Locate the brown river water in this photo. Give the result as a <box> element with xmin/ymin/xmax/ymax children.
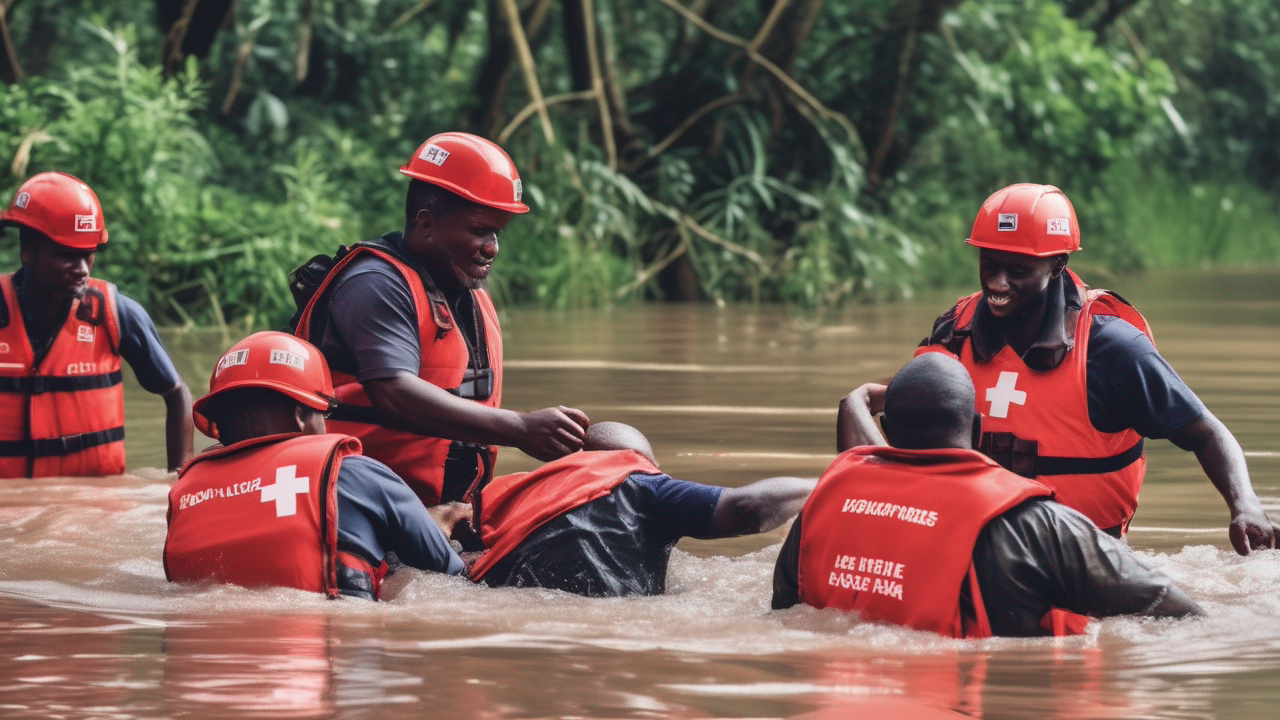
<box><xmin>1</xmin><ymin>268</ymin><xmax>1278</xmax><ymax>718</ymax></box>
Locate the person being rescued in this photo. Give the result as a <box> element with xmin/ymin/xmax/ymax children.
<box><xmin>164</xmin><ymin>331</ymin><xmax>465</xmax><ymax>600</ymax></box>
<box><xmin>771</xmin><ymin>353</ymin><xmax>1204</xmax><ymax>638</ymax></box>
<box><xmin>468</xmin><ymin>421</ymin><xmax>816</xmax><ymax>597</ymax></box>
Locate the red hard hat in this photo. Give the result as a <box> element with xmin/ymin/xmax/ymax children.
<box><xmin>966</xmin><ymin>183</ymin><xmax>1080</xmax><ymax>257</ymax></box>
<box><xmin>193</xmin><ymin>332</ymin><xmax>336</xmax><ymax>436</ymax></box>
<box><xmin>0</xmin><ymin>172</ymin><xmax>108</xmax><ymax>249</ymax></box>
<box><xmin>399</xmin><ymin>132</ymin><xmax>529</xmax><ymax>214</ymax></box>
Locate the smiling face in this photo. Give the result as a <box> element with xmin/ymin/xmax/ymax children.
<box><xmin>977</xmin><ymin>248</ymin><xmax>1066</xmax><ymax>320</ymax></box>
<box><xmin>21</xmin><ymin>236</ymin><xmax>95</xmax><ymax>299</ymax></box>
<box><xmin>407</xmin><ymin>203</ymin><xmax>514</xmax><ymax>291</ymax></box>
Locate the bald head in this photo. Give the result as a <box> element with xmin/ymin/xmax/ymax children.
<box><xmin>583</xmin><ymin>421</ymin><xmax>657</xmax><ymax>464</ymax></box>
<box><xmin>882</xmin><ymin>353</ymin><xmax>978</xmax><ymax>450</ymax></box>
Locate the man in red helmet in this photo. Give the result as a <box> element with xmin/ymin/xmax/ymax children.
<box><xmin>895</xmin><ymin>183</ymin><xmax>1272</xmax><ymax>554</ymax></box>
<box><xmin>0</xmin><ymin>172</ymin><xmax>193</xmax><ymax>478</ymax></box>
<box><xmin>293</xmin><ymin>132</ymin><xmax>588</xmax><ymax>519</ymax></box>
<box><xmin>165</xmin><ymin>331</ymin><xmax>464</xmax><ymax>600</ymax></box>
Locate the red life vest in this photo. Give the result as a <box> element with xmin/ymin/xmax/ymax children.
<box><xmin>916</xmin><ymin>269</ymin><xmax>1153</xmax><ymax>532</ymax></box>
<box><xmin>797</xmin><ymin>445</ymin><xmax>1056</xmax><ymax>639</ymax></box>
<box><xmin>469</xmin><ymin>450</ymin><xmax>658</xmax><ymax>580</ymax></box>
<box><xmin>164</xmin><ymin>432</ymin><xmax>372</xmax><ymax>598</ymax></box>
<box><xmin>293</xmin><ymin>242</ymin><xmax>504</xmax><ymax>507</ymax></box>
<box><xmin>0</xmin><ymin>273</ymin><xmax>125</xmax><ymax>478</ymax></box>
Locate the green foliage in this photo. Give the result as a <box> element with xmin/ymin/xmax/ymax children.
<box><xmin>2</xmin><ymin>0</ymin><xmax>1278</xmax><ymax>326</ymax></box>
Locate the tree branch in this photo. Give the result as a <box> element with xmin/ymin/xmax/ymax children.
<box><xmin>582</xmin><ymin>0</ymin><xmax>616</xmax><ymax>169</ymax></box>
<box><xmin>500</xmin><ymin>0</ymin><xmax>555</xmax><ymax>143</ymax></box>
<box><xmin>655</xmin><ymin>0</ymin><xmax>866</xmax><ymax>160</ymax></box>
<box><xmin>0</xmin><ymin>0</ymin><xmax>22</xmax><ymax>84</ymax></box>
<box><xmin>498</xmin><ymin>90</ymin><xmax>596</xmax><ymax>144</ymax></box>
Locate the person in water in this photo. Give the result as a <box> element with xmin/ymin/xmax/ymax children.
<box><xmin>0</xmin><ymin>172</ymin><xmax>193</xmax><ymax>477</ymax></box>
<box><xmin>910</xmin><ymin>183</ymin><xmax>1271</xmax><ymax>553</ymax></box>
<box><xmin>292</xmin><ymin>132</ymin><xmax>589</xmax><ymax>513</ymax></box>
<box><xmin>164</xmin><ymin>331</ymin><xmax>464</xmax><ymax>600</ymax></box>
<box><xmin>469</xmin><ymin>421</ymin><xmax>817</xmax><ymax>596</ymax></box>
<box><xmin>771</xmin><ymin>353</ymin><xmax>1204</xmax><ymax>637</ymax></box>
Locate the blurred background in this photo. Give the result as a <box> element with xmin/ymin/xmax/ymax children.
<box><xmin>1</xmin><ymin>0</ymin><xmax>1277</xmax><ymax>327</ymax></box>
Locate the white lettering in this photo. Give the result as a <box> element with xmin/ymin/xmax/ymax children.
<box><xmin>840</xmin><ymin>497</ymin><xmax>939</xmax><ymax>527</ymax></box>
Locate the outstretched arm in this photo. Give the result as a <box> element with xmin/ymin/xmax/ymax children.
<box><xmin>162</xmin><ymin>382</ymin><xmax>194</xmax><ymax>471</ymax></box>
<box><xmin>1168</xmin><ymin>412</ymin><xmax>1274</xmax><ymax>555</ymax></box>
<box><xmin>707</xmin><ymin>476</ymin><xmax>817</xmax><ymax>538</ymax></box>
<box><xmin>364</xmin><ymin>373</ymin><xmax>590</xmax><ymax>461</ymax></box>
<box><xmin>837</xmin><ymin>383</ymin><xmax>887</xmax><ymax>453</ymax></box>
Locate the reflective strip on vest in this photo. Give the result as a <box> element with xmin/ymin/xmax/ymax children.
<box><xmin>0</xmin><ymin>273</ymin><xmax>125</xmax><ymax>478</ymax></box>
<box><xmin>293</xmin><ymin>243</ymin><xmax>504</xmax><ymax>506</ymax></box>
<box><xmin>915</xmin><ymin>270</ymin><xmax>1152</xmax><ymax>530</ymax></box>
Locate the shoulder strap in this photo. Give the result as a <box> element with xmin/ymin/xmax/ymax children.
<box><xmin>0</xmin><ymin>273</ymin><xmax>10</xmax><ymax>330</ymax></box>
<box><xmin>1085</xmin><ymin>288</ymin><xmax>1154</xmax><ymax>344</ymax></box>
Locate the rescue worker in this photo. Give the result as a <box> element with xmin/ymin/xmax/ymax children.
<box><xmin>912</xmin><ymin>183</ymin><xmax>1272</xmax><ymax>553</ymax></box>
<box><xmin>469</xmin><ymin>421</ymin><xmax>816</xmax><ymax>597</ymax></box>
<box><xmin>164</xmin><ymin>331</ymin><xmax>464</xmax><ymax>600</ymax></box>
<box><xmin>293</xmin><ymin>132</ymin><xmax>588</xmax><ymax>511</ymax></box>
<box><xmin>771</xmin><ymin>353</ymin><xmax>1204</xmax><ymax>637</ymax></box>
<box><xmin>0</xmin><ymin>172</ymin><xmax>193</xmax><ymax>477</ymax></box>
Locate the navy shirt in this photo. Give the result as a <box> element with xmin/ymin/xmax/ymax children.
<box><xmin>922</xmin><ymin>274</ymin><xmax>1206</xmax><ymax>439</ymax></box>
<box><xmin>771</xmin><ymin>497</ymin><xmax>1176</xmax><ymax>635</ymax></box>
<box><xmin>477</xmin><ymin>472</ymin><xmax>724</xmax><ymax>596</ymax></box>
<box><xmin>335</xmin><ymin>454</ymin><xmax>464</xmax><ymax>599</ymax></box>
<box><xmin>309</xmin><ymin>234</ymin><xmax>425</xmax><ymax>381</ymax></box>
<box><xmin>12</xmin><ymin>270</ymin><xmax>182</xmax><ymax>394</ymax></box>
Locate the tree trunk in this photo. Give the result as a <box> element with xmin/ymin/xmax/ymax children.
<box><xmin>157</xmin><ymin>0</ymin><xmax>235</xmax><ymax>76</ymax></box>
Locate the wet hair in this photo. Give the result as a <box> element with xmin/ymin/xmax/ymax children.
<box><xmin>404</xmin><ymin>179</ymin><xmax>478</xmax><ymax>228</ymax></box>
<box><xmin>881</xmin><ymin>353</ymin><xmax>977</xmax><ymax>450</ymax></box>
<box><xmin>583</xmin><ymin>421</ymin><xmax>657</xmax><ymax>465</ymax></box>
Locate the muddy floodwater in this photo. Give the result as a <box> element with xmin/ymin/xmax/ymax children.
<box><xmin>2</xmin><ymin>268</ymin><xmax>1278</xmax><ymax>718</ymax></box>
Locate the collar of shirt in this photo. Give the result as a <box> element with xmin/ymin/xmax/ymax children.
<box><xmin>966</xmin><ymin>272</ymin><xmax>1083</xmax><ymax>371</ymax></box>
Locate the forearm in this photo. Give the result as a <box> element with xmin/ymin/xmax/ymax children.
<box><xmin>1187</xmin><ymin>415</ymin><xmax>1259</xmax><ymax>514</ymax></box>
<box><xmin>837</xmin><ymin>385</ymin><xmax>886</xmax><ymax>453</ymax></box>
<box><xmin>162</xmin><ymin>382</ymin><xmax>194</xmax><ymax>471</ymax></box>
<box><xmin>365</xmin><ymin>374</ymin><xmax>524</xmax><ymax>446</ymax></box>
<box><xmin>712</xmin><ymin>476</ymin><xmax>817</xmax><ymax>537</ymax></box>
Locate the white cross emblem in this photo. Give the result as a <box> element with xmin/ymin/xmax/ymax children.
<box><xmin>259</xmin><ymin>465</ymin><xmax>310</xmax><ymax>517</ymax></box>
<box><xmin>984</xmin><ymin>371</ymin><xmax>1027</xmax><ymax>419</ymax></box>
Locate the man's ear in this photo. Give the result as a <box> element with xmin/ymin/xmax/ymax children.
<box><xmin>1050</xmin><ymin>254</ymin><xmax>1068</xmax><ymax>278</ymax></box>
<box><xmin>971</xmin><ymin>411</ymin><xmax>983</xmax><ymax>449</ymax></box>
<box><xmin>294</xmin><ymin>405</ymin><xmax>308</xmax><ymax>433</ymax></box>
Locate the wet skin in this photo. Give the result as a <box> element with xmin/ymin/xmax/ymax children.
<box><xmin>408</xmin><ymin>204</ymin><xmax>515</xmax><ymax>291</ymax></box>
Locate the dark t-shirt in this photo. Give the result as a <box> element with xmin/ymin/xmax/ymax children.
<box><xmin>770</xmin><ymin>498</ymin><xmax>1174</xmax><ymax>635</ymax></box>
<box><xmin>12</xmin><ymin>270</ymin><xmax>182</xmax><ymax>394</ymax></box>
<box><xmin>477</xmin><ymin>472</ymin><xmax>724</xmax><ymax>596</ymax></box>
<box><xmin>922</xmin><ymin>277</ymin><xmax>1205</xmax><ymax>439</ymax></box>
<box><xmin>335</xmin><ymin>454</ymin><xmax>464</xmax><ymax>599</ymax></box>
<box><xmin>318</xmin><ymin>251</ymin><xmax>423</xmax><ymax>381</ymax></box>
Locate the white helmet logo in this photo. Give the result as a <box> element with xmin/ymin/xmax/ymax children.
<box><xmin>269</xmin><ymin>348</ymin><xmax>306</xmax><ymax>370</ymax></box>
<box><xmin>418</xmin><ymin>144</ymin><xmax>450</xmax><ymax>166</ymax></box>
<box><xmin>513</xmin><ymin>178</ymin><xmax>522</xmax><ymax>203</ymax></box>
<box><xmin>75</xmin><ymin>214</ymin><xmax>99</xmax><ymax>232</ymax></box>
<box><xmin>14</xmin><ymin>192</ymin><xmax>29</xmax><ymax>209</ymax></box>
<box><xmin>997</xmin><ymin>213</ymin><xmax>1017</xmax><ymax>231</ymax></box>
<box><xmin>1046</xmin><ymin>217</ymin><xmax>1071</xmax><ymax>236</ymax></box>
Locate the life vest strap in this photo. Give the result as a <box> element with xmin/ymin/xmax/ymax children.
<box><xmin>981</xmin><ymin>432</ymin><xmax>1144</xmax><ymax>477</ymax></box>
<box><xmin>0</xmin><ymin>425</ymin><xmax>125</xmax><ymax>458</ymax></box>
<box><xmin>0</xmin><ymin>369</ymin><xmax>123</xmax><ymax>394</ymax></box>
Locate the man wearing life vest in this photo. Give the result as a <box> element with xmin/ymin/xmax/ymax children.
<box><xmin>469</xmin><ymin>421</ymin><xmax>817</xmax><ymax>596</ymax></box>
<box><xmin>771</xmin><ymin>353</ymin><xmax>1203</xmax><ymax>638</ymax></box>
<box><xmin>293</xmin><ymin>132</ymin><xmax>589</xmax><ymax>512</ymax></box>
<box><xmin>911</xmin><ymin>183</ymin><xmax>1272</xmax><ymax>552</ymax></box>
<box><xmin>0</xmin><ymin>172</ymin><xmax>193</xmax><ymax>478</ymax></box>
<box><xmin>165</xmin><ymin>331</ymin><xmax>464</xmax><ymax>600</ymax></box>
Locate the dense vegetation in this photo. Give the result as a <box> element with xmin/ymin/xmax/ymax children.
<box><xmin>1</xmin><ymin>0</ymin><xmax>1278</xmax><ymax>326</ymax></box>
